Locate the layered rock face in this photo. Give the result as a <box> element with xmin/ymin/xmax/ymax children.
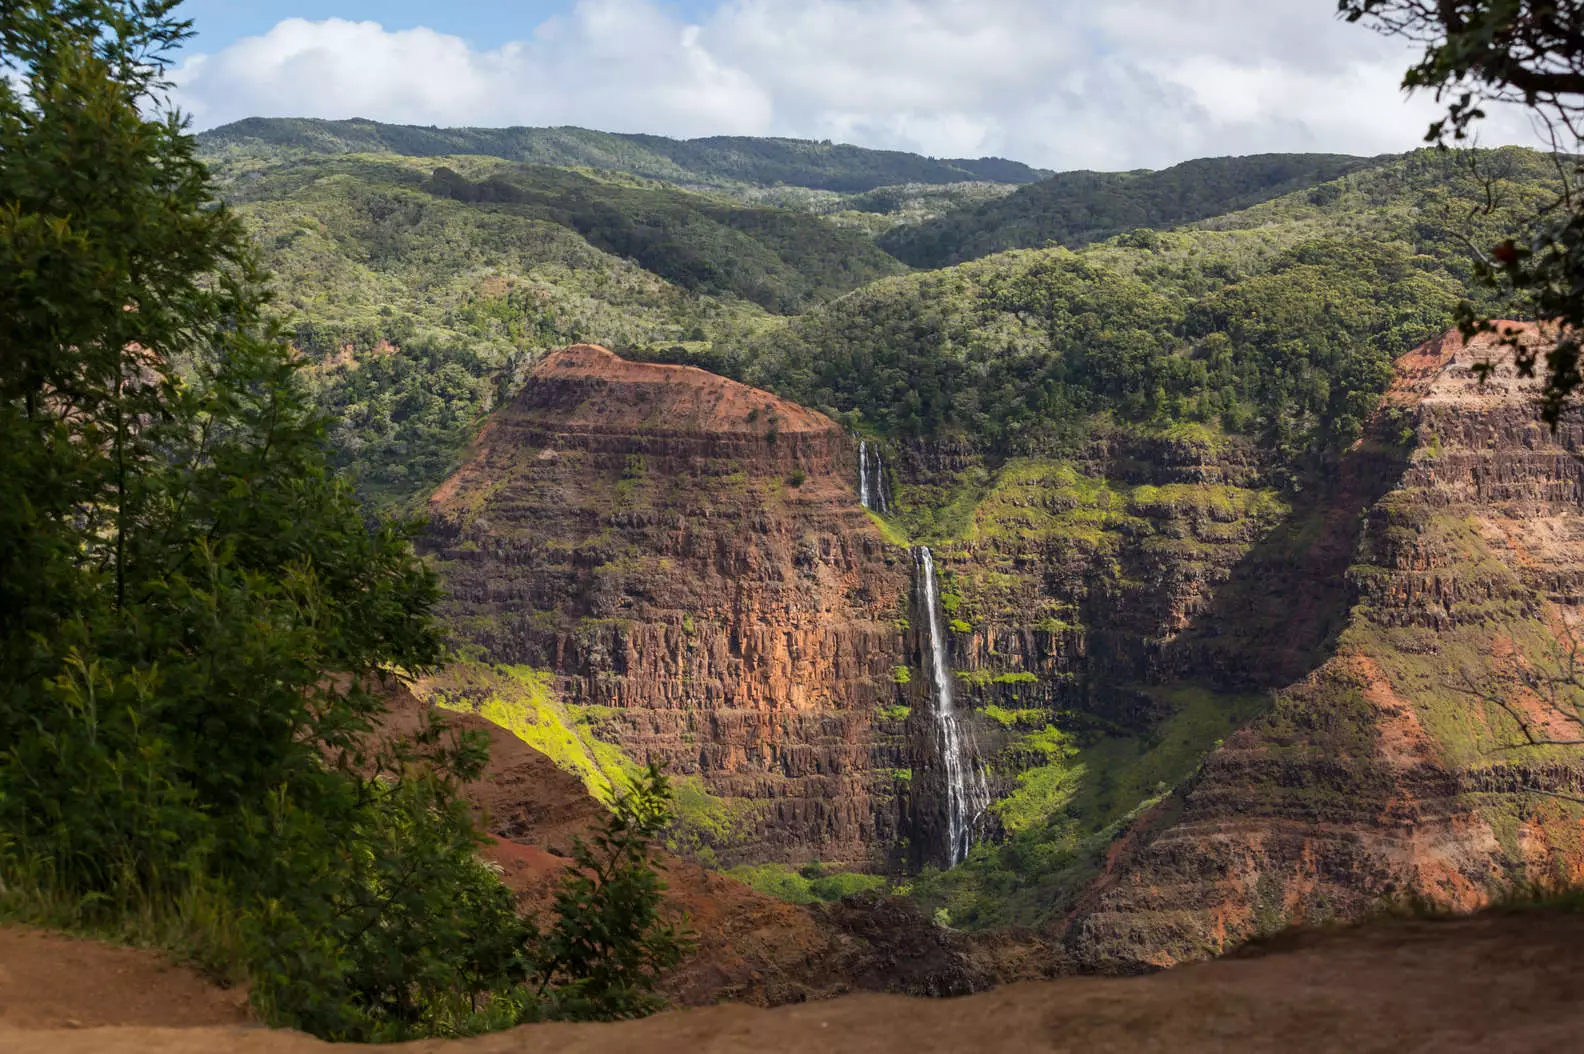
<box><xmin>921</xmin><ymin>431</ymin><xmax>1286</xmax><ymax>732</ymax></box>
<box><xmin>424</xmin><ymin>345</ymin><xmax>912</xmax><ymax>868</ymax></box>
<box><xmin>1065</xmin><ymin>327</ymin><xmax>1584</xmax><ymax>968</ymax></box>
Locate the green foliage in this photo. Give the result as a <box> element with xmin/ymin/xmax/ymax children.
<box><xmin>742</xmin><ymin>250</ymin><xmax>1180</xmax><ymax>445</ymax></box>
<box><xmin>0</xmin><ymin>5</ymin><xmax>686</xmax><ymax>1039</ymax></box>
<box><xmin>664</xmin><ymin>776</ymin><xmax>752</xmax><ymax>861</ymax></box>
<box><xmin>430</xmin><ymin>664</ymin><xmax>639</xmax><ymax>804</ymax></box>
<box><xmin>908</xmin><ymin>685</ymin><xmax>1269</xmax><ymax>929</ymax></box>
<box><xmin>526</xmin><ymin>765</ymin><xmax>693</xmax><ymax>1021</ymax></box>
<box><xmin>993</xmin><ymin>728</ymin><xmax>1084</xmax><ymax>833</ymax></box>
<box><xmin>425</xmin><ymin>164</ymin><xmax>907</xmax><ymax>313</ymax></box>
<box><xmin>723</xmin><ymin>862</ymin><xmax>887</xmax><ymax>905</ymax></box>
<box><xmin>980</xmin><ymin>704</ymin><xmax>1045</xmax><ymax>727</ymax></box>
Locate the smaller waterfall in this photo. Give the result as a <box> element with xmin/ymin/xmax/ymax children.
<box><xmin>858</xmin><ymin>441</ymin><xmax>892</xmax><ymax>514</ymax></box>
<box><xmin>914</xmin><ymin>546</ymin><xmax>989</xmax><ymax>867</ymax></box>
<box><xmin>859</xmin><ymin>440</ymin><xmax>874</xmax><ymax>510</ymax></box>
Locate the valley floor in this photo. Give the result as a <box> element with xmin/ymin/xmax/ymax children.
<box><xmin>4</xmin><ymin>909</ymin><xmax>1581</xmax><ymax>1052</ymax></box>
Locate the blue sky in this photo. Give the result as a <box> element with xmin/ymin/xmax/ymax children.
<box><xmin>181</xmin><ymin>1</ymin><xmax>711</xmax><ymax>51</ymax></box>
<box><xmin>163</xmin><ymin>0</ymin><xmax>1541</xmax><ymax>171</ymax></box>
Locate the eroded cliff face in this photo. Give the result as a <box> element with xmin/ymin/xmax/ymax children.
<box><xmin>1064</xmin><ymin>327</ymin><xmax>1584</xmax><ymax>968</ymax></box>
<box><xmin>423</xmin><ymin>345</ymin><xmax>912</xmax><ymax>868</ymax></box>
<box><xmin>425</xmin><ymin>345</ymin><xmax>1329</xmax><ymax>874</ymax></box>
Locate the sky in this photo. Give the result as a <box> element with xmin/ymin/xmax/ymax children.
<box><xmin>164</xmin><ymin>0</ymin><xmax>1549</xmax><ymax>172</ymax></box>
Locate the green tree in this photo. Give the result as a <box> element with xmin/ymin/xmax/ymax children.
<box><xmin>1341</xmin><ymin>0</ymin><xmax>1584</xmax><ymax>421</ymax></box>
<box><xmin>0</xmin><ymin>1</ymin><xmax>686</xmax><ymax>1039</ymax></box>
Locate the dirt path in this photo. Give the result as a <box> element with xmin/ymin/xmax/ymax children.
<box><xmin>3</xmin><ymin>909</ymin><xmax>1583</xmax><ymax>1052</ymax></box>
<box><xmin>0</xmin><ymin>925</ymin><xmax>250</xmax><ymax>1030</ymax></box>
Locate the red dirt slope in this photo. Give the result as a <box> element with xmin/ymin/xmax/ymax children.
<box><xmin>5</xmin><ymin>909</ymin><xmax>1584</xmax><ymax>1052</ymax></box>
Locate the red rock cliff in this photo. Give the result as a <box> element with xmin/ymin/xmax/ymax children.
<box><xmin>1064</xmin><ymin>325</ymin><xmax>1584</xmax><ymax>968</ymax></box>
<box><xmin>424</xmin><ymin>345</ymin><xmax>911</xmax><ymax>868</ymax></box>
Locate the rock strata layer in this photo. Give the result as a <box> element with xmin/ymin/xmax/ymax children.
<box><xmin>1064</xmin><ymin>326</ymin><xmax>1584</xmax><ymax>968</ymax></box>
<box><xmin>424</xmin><ymin>345</ymin><xmax>911</xmax><ymax>867</ymax></box>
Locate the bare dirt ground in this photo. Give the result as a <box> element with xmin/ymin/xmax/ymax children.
<box><xmin>0</xmin><ymin>925</ymin><xmax>250</xmax><ymax>1030</ymax></box>
<box><xmin>4</xmin><ymin>908</ymin><xmax>1584</xmax><ymax>1052</ymax></box>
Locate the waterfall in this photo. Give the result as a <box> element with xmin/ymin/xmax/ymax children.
<box><xmin>858</xmin><ymin>441</ymin><xmax>891</xmax><ymax>514</ymax></box>
<box><xmin>859</xmin><ymin>440</ymin><xmax>873</xmax><ymax>510</ymax></box>
<box><xmin>872</xmin><ymin>446</ymin><xmax>892</xmax><ymax>514</ymax></box>
<box><xmin>914</xmin><ymin>546</ymin><xmax>989</xmax><ymax>867</ymax></box>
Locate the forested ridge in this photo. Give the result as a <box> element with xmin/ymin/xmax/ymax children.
<box><xmin>200</xmin><ymin>117</ymin><xmax>1052</xmax><ymax>193</ymax></box>
<box><xmin>742</xmin><ymin>149</ymin><xmax>1558</xmax><ymax>465</ymax></box>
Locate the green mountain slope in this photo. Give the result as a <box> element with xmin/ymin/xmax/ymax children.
<box><xmin>215</xmin><ymin>150</ymin><xmax>835</xmax><ymax>507</ymax></box>
<box><xmin>736</xmin><ymin>149</ymin><xmax>1557</xmax><ymax>464</ymax></box>
<box><xmin>422</xmin><ymin>163</ymin><xmax>907</xmax><ymax>312</ymax></box>
<box><xmin>199</xmin><ymin>117</ymin><xmax>1050</xmax><ymax>192</ymax></box>
<box><xmin>876</xmin><ymin>153</ymin><xmax>1378</xmax><ymax>268</ymax></box>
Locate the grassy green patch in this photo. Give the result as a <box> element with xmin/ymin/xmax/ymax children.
<box><xmin>665</xmin><ymin>776</ymin><xmax>753</xmax><ymax>862</ymax></box>
<box><xmin>1068</xmin><ymin>684</ymin><xmax>1269</xmax><ymax>829</ymax></box>
<box><xmin>981</xmin><ymin>704</ymin><xmax>1047</xmax><ymax>727</ymax></box>
<box><xmin>724</xmin><ymin>863</ymin><xmax>887</xmax><ymax>905</ymax></box>
<box><xmin>864</xmin><ymin>509</ymin><xmax>911</xmax><ymax>548</ymax></box>
<box><xmin>427</xmin><ymin>663</ymin><xmax>640</xmax><ymax>803</ymax></box>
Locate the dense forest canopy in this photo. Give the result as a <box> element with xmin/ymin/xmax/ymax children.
<box><xmin>735</xmin><ymin>149</ymin><xmax>1555</xmax><ymax>464</ymax></box>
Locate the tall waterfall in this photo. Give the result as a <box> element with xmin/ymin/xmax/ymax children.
<box><xmin>914</xmin><ymin>546</ymin><xmax>988</xmax><ymax>867</ymax></box>
<box><xmin>858</xmin><ymin>441</ymin><xmax>892</xmax><ymax>514</ymax></box>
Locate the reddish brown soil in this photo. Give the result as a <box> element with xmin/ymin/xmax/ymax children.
<box><xmin>0</xmin><ymin>926</ymin><xmax>250</xmax><ymax>1030</ymax></box>
<box><xmin>6</xmin><ymin>910</ymin><xmax>1584</xmax><ymax>1052</ymax></box>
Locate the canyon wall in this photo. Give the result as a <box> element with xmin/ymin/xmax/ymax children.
<box><xmin>423</xmin><ymin>345</ymin><xmax>915</xmax><ymax>868</ymax></box>
<box><xmin>426</xmin><ymin>331</ymin><xmax>1584</xmax><ymax>947</ymax></box>
<box><xmin>423</xmin><ymin>344</ymin><xmax>1301</xmax><ymax>873</ymax></box>
<box><xmin>1064</xmin><ymin>327</ymin><xmax>1584</xmax><ymax>968</ymax></box>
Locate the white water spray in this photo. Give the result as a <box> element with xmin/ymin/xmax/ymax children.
<box><xmin>914</xmin><ymin>546</ymin><xmax>989</xmax><ymax>867</ymax></box>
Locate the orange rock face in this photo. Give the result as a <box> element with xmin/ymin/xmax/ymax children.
<box><xmin>1064</xmin><ymin>325</ymin><xmax>1584</xmax><ymax>968</ymax></box>
<box><xmin>424</xmin><ymin>345</ymin><xmax>912</xmax><ymax>868</ymax></box>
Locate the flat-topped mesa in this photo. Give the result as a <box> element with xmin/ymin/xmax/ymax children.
<box><xmin>495</xmin><ymin>343</ymin><xmax>845</xmax><ymax>471</ymax></box>
<box><xmin>424</xmin><ymin>345</ymin><xmax>913</xmax><ymax>870</ymax></box>
<box><xmin>1064</xmin><ymin>324</ymin><xmax>1584</xmax><ymax>970</ymax></box>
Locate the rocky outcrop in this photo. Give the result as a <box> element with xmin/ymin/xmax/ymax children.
<box><xmin>1063</xmin><ymin>326</ymin><xmax>1584</xmax><ymax>968</ymax></box>
<box><xmin>424</xmin><ymin>345</ymin><xmax>914</xmax><ymax>868</ymax></box>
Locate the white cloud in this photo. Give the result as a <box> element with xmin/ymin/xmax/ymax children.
<box><xmin>168</xmin><ymin>0</ymin><xmax>1550</xmax><ymax>171</ymax></box>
